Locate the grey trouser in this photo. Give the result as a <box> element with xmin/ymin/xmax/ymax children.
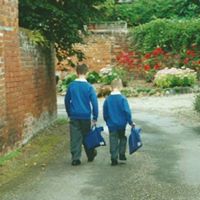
<box><xmin>109</xmin><ymin>129</ymin><xmax>127</xmax><ymax>160</ymax></box>
<box><xmin>69</xmin><ymin>119</ymin><xmax>94</xmax><ymax>161</ymax></box>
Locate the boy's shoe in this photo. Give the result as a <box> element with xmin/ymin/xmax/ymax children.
<box><xmin>71</xmin><ymin>160</ymin><xmax>81</xmax><ymax>166</ymax></box>
<box><xmin>88</xmin><ymin>149</ymin><xmax>97</xmax><ymax>162</ymax></box>
<box><xmin>119</xmin><ymin>154</ymin><xmax>127</xmax><ymax>161</ymax></box>
<box><xmin>111</xmin><ymin>159</ymin><xmax>118</xmax><ymax>166</ymax></box>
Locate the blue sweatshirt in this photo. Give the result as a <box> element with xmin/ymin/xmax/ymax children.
<box><xmin>103</xmin><ymin>92</ymin><xmax>133</xmax><ymax>132</ymax></box>
<box><xmin>65</xmin><ymin>79</ymin><xmax>98</xmax><ymax>120</ymax></box>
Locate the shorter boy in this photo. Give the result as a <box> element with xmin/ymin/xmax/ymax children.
<box><xmin>103</xmin><ymin>79</ymin><xmax>134</xmax><ymax>166</ymax></box>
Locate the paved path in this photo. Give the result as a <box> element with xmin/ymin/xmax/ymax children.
<box><xmin>1</xmin><ymin>94</ymin><xmax>200</xmax><ymax>200</ymax></box>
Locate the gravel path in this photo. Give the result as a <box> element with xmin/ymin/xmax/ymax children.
<box><xmin>128</xmin><ymin>93</ymin><xmax>199</xmax><ymax>127</ymax></box>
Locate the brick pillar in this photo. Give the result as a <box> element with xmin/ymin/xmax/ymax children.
<box><xmin>0</xmin><ymin>0</ymin><xmax>21</xmax><ymax>152</ymax></box>
<box><xmin>0</xmin><ymin>31</ymin><xmax>6</xmax><ymax>150</ymax></box>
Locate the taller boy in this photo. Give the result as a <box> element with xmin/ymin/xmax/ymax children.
<box><xmin>65</xmin><ymin>64</ymin><xmax>98</xmax><ymax>166</ymax></box>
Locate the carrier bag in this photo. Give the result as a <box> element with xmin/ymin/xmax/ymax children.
<box><xmin>84</xmin><ymin>126</ymin><xmax>106</xmax><ymax>149</ymax></box>
<box><xmin>129</xmin><ymin>127</ymin><xmax>142</xmax><ymax>154</ymax></box>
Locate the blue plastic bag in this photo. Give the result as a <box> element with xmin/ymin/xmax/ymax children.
<box><xmin>129</xmin><ymin>127</ymin><xmax>142</xmax><ymax>154</ymax></box>
<box><xmin>84</xmin><ymin>126</ymin><xmax>106</xmax><ymax>149</ymax></box>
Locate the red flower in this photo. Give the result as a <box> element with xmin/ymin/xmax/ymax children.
<box><xmin>144</xmin><ymin>65</ymin><xmax>151</xmax><ymax>71</ymax></box>
<box><xmin>144</xmin><ymin>53</ymin><xmax>151</xmax><ymax>59</ymax></box>
<box><xmin>154</xmin><ymin>64</ymin><xmax>160</xmax><ymax>70</ymax></box>
<box><xmin>128</xmin><ymin>51</ymin><xmax>135</xmax><ymax>56</ymax></box>
<box><xmin>184</xmin><ymin>58</ymin><xmax>190</xmax><ymax>64</ymax></box>
<box><xmin>186</xmin><ymin>50</ymin><xmax>195</xmax><ymax>57</ymax></box>
<box><xmin>152</xmin><ymin>48</ymin><xmax>165</xmax><ymax>56</ymax></box>
<box><xmin>198</xmin><ymin>60</ymin><xmax>200</xmax><ymax>65</ymax></box>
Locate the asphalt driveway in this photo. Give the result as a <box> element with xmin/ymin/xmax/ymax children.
<box><xmin>0</xmin><ymin>94</ymin><xmax>200</xmax><ymax>200</ymax></box>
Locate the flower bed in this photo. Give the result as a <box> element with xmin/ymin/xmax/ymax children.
<box><xmin>154</xmin><ymin>67</ymin><xmax>197</xmax><ymax>88</ymax></box>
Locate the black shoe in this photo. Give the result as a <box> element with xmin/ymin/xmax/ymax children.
<box><xmin>88</xmin><ymin>149</ymin><xmax>97</xmax><ymax>162</ymax></box>
<box><xmin>71</xmin><ymin>160</ymin><xmax>81</xmax><ymax>166</ymax></box>
<box><xmin>111</xmin><ymin>159</ymin><xmax>118</xmax><ymax>166</ymax></box>
<box><xmin>119</xmin><ymin>154</ymin><xmax>127</xmax><ymax>161</ymax></box>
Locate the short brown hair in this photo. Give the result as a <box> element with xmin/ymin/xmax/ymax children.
<box><xmin>76</xmin><ymin>64</ymin><xmax>88</xmax><ymax>75</ymax></box>
<box><xmin>111</xmin><ymin>79</ymin><xmax>123</xmax><ymax>89</ymax></box>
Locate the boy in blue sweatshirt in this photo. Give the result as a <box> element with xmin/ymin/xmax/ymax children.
<box><xmin>65</xmin><ymin>64</ymin><xmax>98</xmax><ymax>166</ymax></box>
<box><xmin>103</xmin><ymin>79</ymin><xmax>134</xmax><ymax>166</ymax></box>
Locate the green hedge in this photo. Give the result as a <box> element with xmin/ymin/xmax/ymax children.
<box><xmin>102</xmin><ymin>0</ymin><xmax>200</xmax><ymax>27</ymax></box>
<box><xmin>129</xmin><ymin>18</ymin><xmax>200</xmax><ymax>53</ymax></box>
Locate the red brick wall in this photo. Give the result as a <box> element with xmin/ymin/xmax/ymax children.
<box><xmin>0</xmin><ymin>0</ymin><xmax>20</xmax><ymax>153</ymax></box>
<box><xmin>0</xmin><ymin>0</ymin><xmax>56</xmax><ymax>154</ymax></box>
<box><xmin>56</xmin><ymin>33</ymin><xmax>128</xmax><ymax>74</ymax></box>
<box><xmin>19</xmin><ymin>30</ymin><xmax>57</xmax><ymax>145</ymax></box>
<box><xmin>0</xmin><ymin>32</ymin><xmax>6</xmax><ymax>150</ymax></box>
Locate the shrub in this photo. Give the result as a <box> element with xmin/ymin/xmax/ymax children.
<box><xmin>60</xmin><ymin>73</ymin><xmax>77</xmax><ymax>92</ymax></box>
<box><xmin>129</xmin><ymin>18</ymin><xmax>200</xmax><ymax>53</ymax></box>
<box><xmin>103</xmin><ymin>0</ymin><xmax>200</xmax><ymax>26</ymax></box>
<box><xmin>100</xmin><ymin>72</ymin><xmax>118</xmax><ymax>85</ymax></box>
<box><xmin>112</xmin><ymin>67</ymin><xmax>131</xmax><ymax>86</ymax></box>
<box><xmin>194</xmin><ymin>94</ymin><xmax>200</xmax><ymax>113</ymax></box>
<box><xmin>145</xmin><ymin>69</ymin><xmax>157</xmax><ymax>82</ymax></box>
<box><xmin>154</xmin><ymin>67</ymin><xmax>197</xmax><ymax>88</ymax></box>
<box><xmin>100</xmin><ymin>67</ymin><xmax>129</xmax><ymax>85</ymax></box>
<box><xmin>86</xmin><ymin>71</ymin><xmax>101</xmax><ymax>84</ymax></box>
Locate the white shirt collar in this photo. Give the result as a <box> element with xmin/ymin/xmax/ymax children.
<box><xmin>75</xmin><ymin>78</ymin><xmax>87</xmax><ymax>82</ymax></box>
<box><xmin>111</xmin><ymin>91</ymin><xmax>121</xmax><ymax>95</ymax></box>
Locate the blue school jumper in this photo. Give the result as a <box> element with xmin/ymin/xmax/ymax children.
<box><xmin>65</xmin><ymin>79</ymin><xmax>98</xmax><ymax>120</ymax></box>
<box><xmin>103</xmin><ymin>91</ymin><xmax>133</xmax><ymax>132</ymax></box>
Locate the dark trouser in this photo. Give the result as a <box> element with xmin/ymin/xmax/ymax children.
<box><xmin>109</xmin><ymin>129</ymin><xmax>127</xmax><ymax>160</ymax></box>
<box><xmin>69</xmin><ymin>119</ymin><xmax>95</xmax><ymax>161</ymax></box>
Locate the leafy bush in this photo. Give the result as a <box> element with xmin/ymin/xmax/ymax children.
<box><xmin>59</xmin><ymin>74</ymin><xmax>77</xmax><ymax>92</ymax></box>
<box><xmin>100</xmin><ymin>67</ymin><xmax>129</xmax><ymax>85</ymax></box>
<box><xmin>154</xmin><ymin>67</ymin><xmax>197</xmax><ymax>88</ymax></box>
<box><xmin>194</xmin><ymin>94</ymin><xmax>200</xmax><ymax>113</ymax></box>
<box><xmin>129</xmin><ymin>18</ymin><xmax>200</xmax><ymax>53</ymax></box>
<box><xmin>100</xmin><ymin>72</ymin><xmax>118</xmax><ymax>85</ymax></box>
<box><xmin>145</xmin><ymin>69</ymin><xmax>157</xmax><ymax>82</ymax></box>
<box><xmin>102</xmin><ymin>0</ymin><xmax>200</xmax><ymax>26</ymax></box>
<box><xmin>112</xmin><ymin>67</ymin><xmax>130</xmax><ymax>86</ymax></box>
<box><xmin>86</xmin><ymin>71</ymin><xmax>101</xmax><ymax>84</ymax></box>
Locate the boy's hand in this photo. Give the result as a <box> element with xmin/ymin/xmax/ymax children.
<box><xmin>92</xmin><ymin>120</ymin><xmax>97</xmax><ymax>127</ymax></box>
<box><xmin>131</xmin><ymin>122</ymin><xmax>136</xmax><ymax>128</ymax></box>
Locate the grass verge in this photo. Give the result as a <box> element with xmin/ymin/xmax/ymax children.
<box><xmin>0</xmin><ymin>118</ymin><xmax>68</xmax><ymax>187</ymax></box>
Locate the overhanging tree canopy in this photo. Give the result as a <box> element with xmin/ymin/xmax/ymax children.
<box><xmin>19</xmin><ymin>0</ymin><xmax>106</xmax><ymax>61</ymax></box>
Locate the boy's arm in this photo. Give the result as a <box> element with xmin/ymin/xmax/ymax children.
<box><xmin>64</xmin><ymin>87</ymin><xmax>71</xmax><ymax>116</ymax></box>
<box><xmin>123</xmin><ymin>97</ymin><xmax>133</xmax><ymax>125</ymax></box>
<box><xmin>103</xmin><ymin>100</ymin><xmax>108</xmax><ymax>122</ymax></box>
<box><xmin>90</xmin><ymin>86</ymin><xmax>98</xmax><ymax>121</ymax></box>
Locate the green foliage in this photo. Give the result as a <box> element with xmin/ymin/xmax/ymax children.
<box><xmin>112</xmin><ymin>67</ymin><xmax>130</xmax><ymax>86</ymax></box>
<box><xmin>102</xmin><ymin>0</ymin><xmax>200</xmax><ymax>26</ymax></box>
<box><xmin>100</xmin><ymin>73</ymin><xmax>118</xmax><ymax>85</ymax></box>
<box><xmin>194</xmin><ymin>94</ymin><xmax>200</xmax><ymax>113</ymax></box>
<box><xmin>145</xmin><ymin>69</ymin><xmax>157</xmax><ymax>82</ymax></box>
<box><xmin>59</xmin><ymin>74</ymin><xmax>77</xmax><ymax>92</ymax></box>
<box><xmin>19</xmin><ymin>0</ymin><xmax>106</xmax><ymax>60</ymax></box>
<box><xmin>0</xmin><ymin>150</ymin><xmax>21</xmax><ymax>166</ymax></box>
<box><xmin>121</xmin><ymin>87</ymin><xmax>162</xmax><ymax>97</ymax></box>
<box><xmin>87</xmin><ymin>71</ymin><xmax>101</xmax><ymax>84</ymax></box>
<box><xmin>154</xmin><ymin>68</ymin><xmax>197</xmax><ymax>88</ymax></box>
<box><xmin>129</xmin><ymin>18</ymin><xmax>200</xmax><ymax>53</ymax></box>
<box><xmin>100</xmin><ymin>67</ymin><xmax>129</xmax><ymax>85</ymax></box>
<box><xmin>56</xmin><ymin>118</ymin><xmax>68</xmax><ymax>125</ymax></box>
<box><xmin>20</xmin><ymin>28</ymin><xmax>49</xmax><ymax>46</ymax></box>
